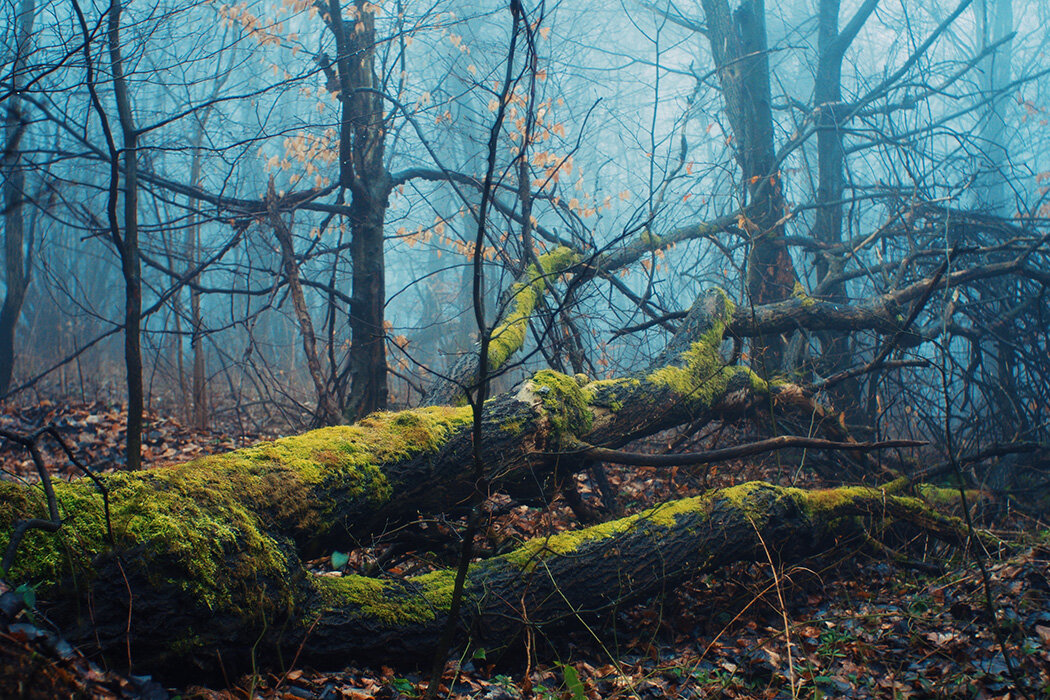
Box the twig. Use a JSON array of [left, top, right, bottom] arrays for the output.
[[570, 436, 925, 467], [0, 427, 112, 578]]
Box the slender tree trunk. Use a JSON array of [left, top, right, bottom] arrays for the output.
[[976, 0, 1018, 437], [327, 0, 391, 421], [187, 141, 208, 429], [811, 0, 879, 412], [108, 0, 142, 469], [267, 180, 340, 424], [0, 0, 36, 395]]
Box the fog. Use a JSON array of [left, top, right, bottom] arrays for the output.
[[2, 0, 1047, 453]]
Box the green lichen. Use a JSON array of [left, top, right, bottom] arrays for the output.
[[529, 369, 594, 439], [488, 247, 579, 370]]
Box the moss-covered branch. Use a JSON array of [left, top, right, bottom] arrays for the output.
[[0, 289, 796, 606], [422, 246, 580, 407]]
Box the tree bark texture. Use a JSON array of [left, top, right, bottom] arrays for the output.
[[699, 0, 799, 368], [0, 472, 966, 682], [0, 0, 36, 394], [328, 0, 392, 422]]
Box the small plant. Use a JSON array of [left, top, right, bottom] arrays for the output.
[[391, 677, 416, 697]]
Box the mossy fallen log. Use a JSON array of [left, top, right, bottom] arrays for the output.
[[0, 289, 932, 681], [2, 291, 776, 568], [0, 479, 977, 681]]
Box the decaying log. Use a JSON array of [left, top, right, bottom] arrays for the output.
[[1, 475, 977, 681], [0, 287, 979, 681]]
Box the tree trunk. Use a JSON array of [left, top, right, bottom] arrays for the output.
[[699, 0, 799, 371], [975, 0, 1020, 438], [811, 0, 879, 415], [108, 0, 143, 470], [0, 0, 36, 395], [328, 0, 391, 421]]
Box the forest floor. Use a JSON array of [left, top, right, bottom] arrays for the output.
[[1, 401, 1048, 699]]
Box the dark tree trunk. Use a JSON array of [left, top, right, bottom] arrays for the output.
[[0, 0, 36, 395], [699, 0, 798, 370], [328, 0, 392, 421], [108, 0, 143, 470], [811, 0, 879, 413]]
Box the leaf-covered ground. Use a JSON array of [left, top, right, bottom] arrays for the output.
[[1, 402, 1048, 698]]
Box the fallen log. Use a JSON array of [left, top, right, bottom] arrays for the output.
[[0, 476, 977, 681], [0, 288, 966, 681]]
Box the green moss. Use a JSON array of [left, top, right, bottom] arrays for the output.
[[501, 420, 523, 435], [0, 405, 473, 620], [170, 631, 206, 655], [646, 314, 732, 403], [0, 471, 295, 618], [914, 483, 981, 507], [791, 281, 817, 309], [412, 568, 458, 610], [800, 485, 879, 516], [587, 378, 641, 413], [536, 245, 579, 275], [529, 369, 594, 439], [312, 570, 457, 625], [641, 289, 773, 409], [504, 493, 712, 572], [642, 495, 708, 528], [716, 481, 787, 524], [637, 229, 663, 248], [488, 247, 579, 370], [503, 514, 636, 573]]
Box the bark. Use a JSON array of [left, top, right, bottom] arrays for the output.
[[108, 0, 143, 470], [0, 0, 36, 394], [0, 476, 970, 682], [699, 0, 799, 368], [329, 0, 392, 422]]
